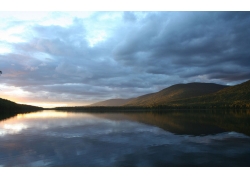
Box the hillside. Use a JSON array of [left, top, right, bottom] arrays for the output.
[[0, 97, 43, 111], [89, 98, 134, 106], [124, 83, 228, 106], [55, 80, 250, 110], [169, 80, 250, 108]]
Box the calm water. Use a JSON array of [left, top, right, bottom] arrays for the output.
[[0, 110, 250, 167]]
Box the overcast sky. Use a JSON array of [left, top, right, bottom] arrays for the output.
[[1, 11, 250, 107]]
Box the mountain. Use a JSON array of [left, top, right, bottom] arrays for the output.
[[0, 97, 42, 111], [124, 82, 228, 106], [169, 80, 250, 108], [90, 98, 134, 106], [55, 80, 250, 110]]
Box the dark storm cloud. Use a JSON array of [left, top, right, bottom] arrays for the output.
[[112, 12, 250, 82], [1, 15, 155, 104], [1, 12, 250, 105]]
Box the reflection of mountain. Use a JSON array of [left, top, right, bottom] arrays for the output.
[[90, 110, 250, 136], [0, 110, 44, 122], [0, 97, 42, 111], [0, 111, 19, 122]]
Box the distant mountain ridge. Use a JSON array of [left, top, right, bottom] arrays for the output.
[[124, 82, 228, 106], [90, 98, 134, 106], [88, 82, 228, 107], [55, 79, 250, 110]]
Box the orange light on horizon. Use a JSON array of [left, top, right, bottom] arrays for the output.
[[0, 95, 68, 108], [16, 111, 68, 119], [0, 84, 31, 103], [24, 102, 69, 108], [0, 85, 92, 108]]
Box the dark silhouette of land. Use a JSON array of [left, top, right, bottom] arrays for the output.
[[0, 97, 43, 112]]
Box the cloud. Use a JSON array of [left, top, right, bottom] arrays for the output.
[[112, 12, 250, 81], [123, 12, 137, 22], [1, 12, 250, 107]]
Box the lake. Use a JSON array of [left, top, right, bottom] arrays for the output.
[[0, 110, 250, 167]]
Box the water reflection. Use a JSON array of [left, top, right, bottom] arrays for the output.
[[16, 111, 68, 119], [91, 110, 250, 136], [0, 110, 249, 166]]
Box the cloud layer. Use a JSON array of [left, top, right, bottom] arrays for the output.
[[1, 12, 250, 107]]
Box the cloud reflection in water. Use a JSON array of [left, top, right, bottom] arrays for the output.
[[0, 110, 249, 166]]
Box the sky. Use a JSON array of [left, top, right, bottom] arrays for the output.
[[1, 10, 250, 108]]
